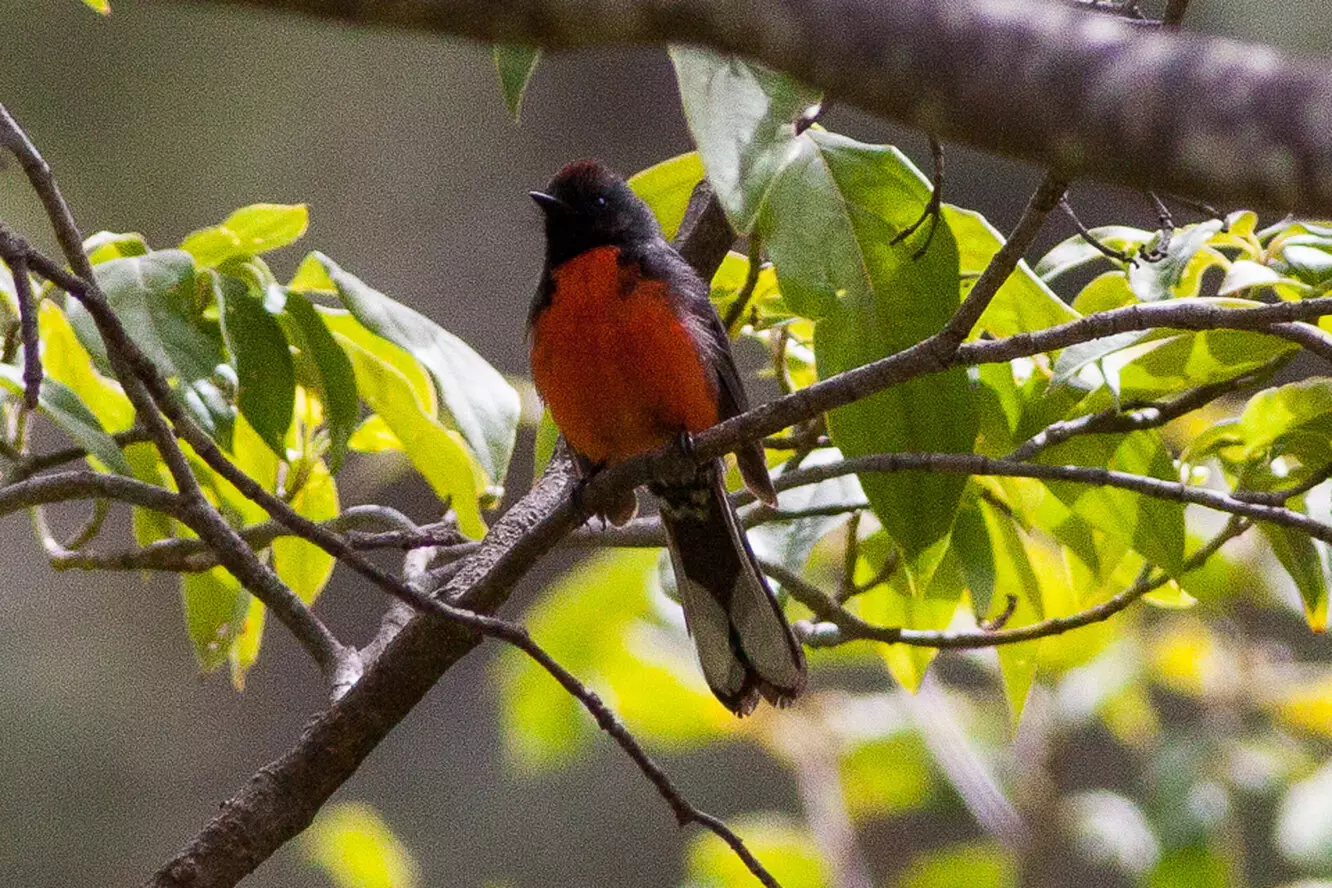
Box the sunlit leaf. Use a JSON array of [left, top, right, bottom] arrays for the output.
[[348, 414, 403, 453], [978, 499, 1044, 725], [337, 335, 484, 538], [670, 48, 821, 233], [37, 300, 134, 432], [532, 408, 559, 480], [304, 801, 418, 888], [1127, 221, 1225, 301], [84, 230, 147, 263], [1036, 226, 1151, 281], [312, 253, 519, 486], [181, 566, 248, 673], [1260, 523, 1329, 631], [945, 205, 1079, 337], [80, 0, 110, 14], [628, 151, 706, 241], [180, 203, 308, 268], [493, 45, 541, 121], [274, 457, 338, 602], [0, 366, 132, 475]]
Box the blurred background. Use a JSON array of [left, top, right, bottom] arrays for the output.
[[1, 1, 1331, 886]]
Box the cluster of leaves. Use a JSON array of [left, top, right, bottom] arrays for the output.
[[489, 48, 1332, 886], [0, 204, 519, 685]]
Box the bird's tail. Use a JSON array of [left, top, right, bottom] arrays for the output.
[[654, 461, 807, 716]]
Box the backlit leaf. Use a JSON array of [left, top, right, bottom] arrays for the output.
[[493, 45, 540, 121], [685, 815, 828, 888], [628, 151, 706, 241], [304, 802, 418, 888], [0, 365, 132, 475], [181, 566, 248, 673], [180, 203, 308, 268]]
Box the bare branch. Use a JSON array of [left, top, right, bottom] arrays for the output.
[[773, 516, 1249, 649], [170, 0, 1332, 215]]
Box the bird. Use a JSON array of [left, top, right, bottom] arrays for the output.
[[527, 159, 807, 715]]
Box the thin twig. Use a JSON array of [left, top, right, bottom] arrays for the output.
[[11, 254, 40, 410], [723, 235, 765, 332], [890, 134, 945, 259], [772, 516, 1249, 649], [1058, 196, 1136, 265]]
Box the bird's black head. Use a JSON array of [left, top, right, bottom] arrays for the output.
[[530, 160, 662, 267]]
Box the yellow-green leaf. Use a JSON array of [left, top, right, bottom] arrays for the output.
[[303, 802, 418, 888]]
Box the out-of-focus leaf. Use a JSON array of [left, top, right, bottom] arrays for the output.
[[1147, 846, 1233, 888], [80, 0, 110, 14], [84, 230, 147, 263], [1065, 791, 1161, 878], [1149, 620, 1218, 698], [181, 566, 248, 673], [628, 151, 706, 240], [761, 129, 973, 571], [894, 840, 1017, 888], [284, 292, 358, 471], [0, 366, 132, 475], [684, 815, 828, 888], [37, 301, 134, 432], [78, 250, 223, 382], [337, 335, 484, 538], [945, 205, 1079, 337], [840, 732, 935, 820], [215, 273, 294, 456], [1260, 523, 1328, 631], [493, 45, 541, 121], [670, 48, 821, 233], [1277, 762, 1332, 870], [312, 253, 518, 486], [497, 549, 728, 771], [303, 801, 418, 888], [1270, 671, 1332, 738], [180, 204, 308, 268], [532, 408, 560, 480]]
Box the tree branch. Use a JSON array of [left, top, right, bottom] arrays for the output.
[[177, 0, 1332, 215]]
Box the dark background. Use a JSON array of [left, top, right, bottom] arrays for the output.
[[0, 1, 1325, 885]]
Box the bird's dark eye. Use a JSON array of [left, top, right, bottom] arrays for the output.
[[596, 196, 607, 207]]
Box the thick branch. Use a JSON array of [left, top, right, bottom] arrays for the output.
[[180, 0, 1332, 215]]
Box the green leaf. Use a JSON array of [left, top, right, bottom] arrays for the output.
[[179, 204, 309, 268], [80, 0, 110, 13], [1260, 523, 1328, 632], [228, 596, 267, 691], [274, 458, 338, 604], [977, 499, 1044, 725], [670, 48, 821, 233], [532, 408, 560, 481], [894, 840, 1017, 888], [760, 130, 975, 565], [78, 249, 224, 383], [0, 366, 132, 475], [303, 802, 419, 888], [627, 151, 706, 241], [493, 45, 540, 121], [1035, 226, 1151, 281], [1039, 431, 1186, 574], [945, 205, 1080, 337], [1282, 243, 1332, 285], [348, 414, 402, 453], [181, 566, 248, 673], [84, 230, 148, 263], [214, 273, 294, 456], [1127, 221, 1226, 301], [840, 732, 936, 819], [283, 293, 359, 471], [337, 334, 485, 538], [685, 815, 828, 888], [37, 301, 134, 432], [1237, 378, 1332, 464], [313, 253, 519, 487]]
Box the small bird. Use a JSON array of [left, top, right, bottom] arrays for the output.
[[527, 159, 807, 715]]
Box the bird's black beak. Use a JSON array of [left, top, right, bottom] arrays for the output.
[[529, 191, 569, 215]]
